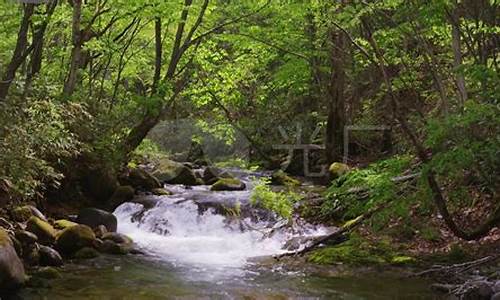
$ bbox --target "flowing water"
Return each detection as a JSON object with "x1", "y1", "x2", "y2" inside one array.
[{"x1": 18, "y1": 169, "x2": 441, "y2": 299}]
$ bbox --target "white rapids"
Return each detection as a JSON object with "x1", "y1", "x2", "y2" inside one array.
[{"x1": 113, "y1": 171, "x2": 328, "y2": 280}]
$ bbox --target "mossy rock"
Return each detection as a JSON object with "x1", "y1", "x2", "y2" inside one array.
[
  {"x1": 26, "y1": 217, "x2": 57, "y2": 245},
  {"x1": 74, "y1": 247, "x2": 100, "y2": 259},
  {"x1": 329, "y1": 162, "x2": 350, "y2": 179},
  {"x1": 109, "y1": 185, "x2": 135, "y2": 209},
  {"x1": 151, "y1": 188, "x2": 172, "y2": 196},
  {"x1": 55, "y1": 224, "x2": 96, "y2": 254},
  {"x1": 152, "y1": 159, "x2": 198, "y2": 186},
  {"x1": 12, "y1": 205, "x2": 46, "y2": 223},
  {"x1": 53, "y1": 219, "x2": 78, "y2": 230},
  {"x1": 98, "y1": 240, "x2": 130, "y2": 255},
  {"x1": 102, "y1": 232, "x2": 132, "y2": 244},
  {"x1": 210, "y1": 178, "x2": 246, "y2": 191},
  {"x1": 125, "y1": 167, "x2": 161, "y2": 190},
  {"x1": 270, "y1": 170, "x2": 300, "y2": 186}
]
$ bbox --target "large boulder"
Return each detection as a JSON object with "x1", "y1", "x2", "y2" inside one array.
[
  {"x1": 270, "y1": 170, "x2": 300, "y2": 186},
  {"x1": 329, "y1": 162, "x2": 350, "y2": 179},
  {"x1": 109, "y1": 185, "x2": 135, "y2": 209},
  {"x1": 81, "y1": 167, "x2": 119, "y2": 202},
  {"x1": 55, "y1": 224, "x2": 96, "y2": 254},
  {"x1": 12, "y1": 205, "x2": 46, "y2": 222},
  {"x1": 0, "y1": 228, "x2": 26, "y2": 291},
  {"x1": 38, "y1": 246, "x2": 63, "y2": 267},
  {"x1": 77, "y1": 208, "x2": 117, "y2": 232},
  {"x1": 123, "y1": 167, "x2": 161, "y2": 190},
  {"x1": 210, "y1": 178, "x2": 246, "y2": 191},
  {"x1": 203, "y1": 166, "x2": 233, "y2": 185},
  {"x1": 26, "y1": 217, "x2": 57, "y2": 245},
  {"x1": 152, "y1": 159, "x2": 198, "y2": 186}
]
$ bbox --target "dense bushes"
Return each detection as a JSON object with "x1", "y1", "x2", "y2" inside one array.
[{"x1": 0, "y1": 98, "x2": 85, "y2": 198}]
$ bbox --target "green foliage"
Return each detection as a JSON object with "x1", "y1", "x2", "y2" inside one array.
[
  {"x1": 321, "y1": 155, "x2": 414, "y2": 223},
  {"x1": 250, "y1": 178, "x2": 302, "y2": 219},
  {"x1": 307, "y1": 234, "x2": 414, "y2": 266},
  {"x1": 0, "y1": 98, "x2": 83, "y2": 198},
  {"x1": 130, "y1": 139, "x2": 169, "y2": 167}
]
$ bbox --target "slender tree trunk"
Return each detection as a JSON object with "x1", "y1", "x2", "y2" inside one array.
[
  {"x1": 63, "y1": 0, "x2": 82, "y2": 97},
  {"x1": 325, "y1": 30, "x2": 347, "y2": 164},
  {"x1": 151, "y1": 17, "x2": 162, "y2": 96},
  {"x1": 0, "y1": 4, "x2": 35, "y2": 101},
  {"x1": 450, "y1": 11, "x2": 468, "y2": 107},
  {"x1": 23, "y1": 0, "x2": 58, "y2": 98}
]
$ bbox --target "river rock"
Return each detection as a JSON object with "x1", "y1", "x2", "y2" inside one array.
[
  {"x1": 15, "y1": 230, "x2": 38, "y2": 245},
  {"x1": 77, "y1": 208, "x2": 117, "y2": 232},
  {"x1": 56, "y1": 224, "x2": 96, "y2": 254},
  {"x1": 109, "y1": 185, "x2": 135, "y2": 209},
  {"x1": 102, "y1": 232, "x2": 132, "y2": 244},
  {"x1": 39, "y1": 246, "x2": 63, "y2": 267},
  {"x1": 93, "y1": 225, "x2": 108, "y2": 239},
  {"x1": 74, "y1": 247, "x2": 100, "y2": 259},
  {"x1": 12, "y1": 205, "x2": 46, "y2": 222},
  {"x1": 98, "y1": 239, "x2": 130, "y2": 255},
  {"x1": 203, "y1": 166, "x2": 233, "y2": 185},
  {"x1": 81, "y1": 167, "x2": 119, "y2": 203},
  {"x1": 53, "y1": 219, "x2": 78, "y2": 230},
  {"x1": 0, "y1": 228, "x2": 27, "y2": 290},
  {"x1": 152, "y1": 159, "x2": 198, "y2": 186},
  {"x1": 270, "y1": 170, "x2": 300, "y2": 186},
  {"x1": 26, "y1": 217, "x2": 57, "y2": 245},
  {"x1": 210, "y1": 178, "x2": 246, "y2": 191},
  {"x1": 124, "y1": 167, "x2": 162, "y2": 190}
]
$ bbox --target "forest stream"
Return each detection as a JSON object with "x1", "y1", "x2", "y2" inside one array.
[{"x1": 16, "y1": 169, "x2": 439, "y2": 299}]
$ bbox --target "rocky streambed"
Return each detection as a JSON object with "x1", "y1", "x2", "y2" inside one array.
[{"x1": 0, "y1": 161, "x2": 488, "y2": 299}]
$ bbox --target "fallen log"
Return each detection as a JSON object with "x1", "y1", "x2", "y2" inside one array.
[{"x1": 274, "y1": 203, "x2": 388, "y2": 260}]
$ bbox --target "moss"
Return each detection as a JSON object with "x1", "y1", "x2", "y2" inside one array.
[
  {"x1": 308, "y1": 243, "x2": 385, "y2": 265},
  {"x1": 328, "y1": 162, "x2": 350, "y2": 179},
  {"x1": 270, "y1": 170, "x2": 300, "y2": 186},
  {"x1": 210, "y1": 178, "x2": 245, "y2": 191},
  {"x1": 53, "y1": 219, "x2": 78, "y2": 230},
  {"x1": 56, "y1": 224, "x2": 96, "y2": 254},
  {"x1": 26, "y1": 216, "x2": 57, "y2": 244},
  {"x1": 151, "y1": 188, "x2": 172, "y2": 196},
  {"x1": 307, "y1": 235, "x2": 414, "y2": 266},
  {"x1": 12, "y1": 206, "x2": 33, "y2": 222},
  {"x1": 391, "y1": 256, "x2": 416, "y2": 265},
  {"x1": 0, "y1": 228, "x2": 11, "y2": 246}
]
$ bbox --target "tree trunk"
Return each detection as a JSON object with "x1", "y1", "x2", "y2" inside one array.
[
  {"x1": 63, "y1": 0, "x2": 82, "y2": 97},
  {"x1": 0, "y1": 4, "x2": 35, "y2": 101},
  {"x1": 450, "y1": 10, "x2": 468, "y2": 107},
  {"x1": 325, "y1": 30, "x2": 347, "y2": 164}
]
